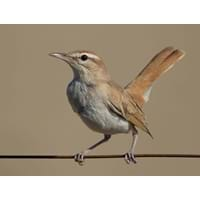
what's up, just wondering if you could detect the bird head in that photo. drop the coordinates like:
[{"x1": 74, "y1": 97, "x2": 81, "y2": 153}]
[{"x1": 49, "y1": 50, "x2": 110, "y2": 84}]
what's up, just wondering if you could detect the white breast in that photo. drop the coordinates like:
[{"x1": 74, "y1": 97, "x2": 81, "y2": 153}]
[{"x1": 67, "y1": 80, "x2": 130, "y2": 134}]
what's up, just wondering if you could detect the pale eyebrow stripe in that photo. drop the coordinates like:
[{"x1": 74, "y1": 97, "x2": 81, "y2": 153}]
[{"x1": 86, "y1": 53, "x2": 99, "y2": 60}]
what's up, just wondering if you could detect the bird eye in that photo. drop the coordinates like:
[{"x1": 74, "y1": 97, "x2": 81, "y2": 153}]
[{"x1": 80, "y1": 54, "x2": 88, "y2": 61}]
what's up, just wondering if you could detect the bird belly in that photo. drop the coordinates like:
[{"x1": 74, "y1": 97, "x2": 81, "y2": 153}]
[
  {"x1": 80, "y1": 103, "x2": 130, "y2": 134},
  {"x1": 67, "y1": 81, "x2": 130, "y2": 135}
]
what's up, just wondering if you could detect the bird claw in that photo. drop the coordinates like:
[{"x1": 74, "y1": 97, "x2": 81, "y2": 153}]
[
  {"x1": 124, "y1": 152, "x2": 137, "y2": 164},
  {"x1": 74, "y1": 152, "x2": 85, "y2": 166}
]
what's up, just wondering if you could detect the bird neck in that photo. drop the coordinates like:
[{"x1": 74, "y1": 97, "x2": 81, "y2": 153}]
[{"x1": 71, "y1": 67, "x2": 111, "y2": 86}]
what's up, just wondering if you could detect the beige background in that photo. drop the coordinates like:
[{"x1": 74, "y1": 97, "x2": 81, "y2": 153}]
[{"x1": 0, "y1": 25, "x2": 199, "y2": 175}]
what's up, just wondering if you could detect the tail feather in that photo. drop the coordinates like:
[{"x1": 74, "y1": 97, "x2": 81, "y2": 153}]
[{"x1": 125, "y1": 47, "x2": 185, "y2": 106}]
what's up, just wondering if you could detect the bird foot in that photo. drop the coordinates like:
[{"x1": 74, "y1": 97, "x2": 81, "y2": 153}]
[
  {"x1": 74, "y1": 152, "x2": 86, "y2": 166},
  {"x1": 124, "y1": 152, "x2": 137, "y2": 164}
]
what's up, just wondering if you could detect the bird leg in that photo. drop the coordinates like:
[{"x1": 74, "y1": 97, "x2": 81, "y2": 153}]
[
  {"x1": 124, "y1": 127, "x2": 138, "y2": 164},
  {"x1": 74, "y1": 134, "x2": 111, "y2": 165}
]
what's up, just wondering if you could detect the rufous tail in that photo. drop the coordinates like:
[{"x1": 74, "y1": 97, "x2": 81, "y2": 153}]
[{"x1": 125, "y1": 47, "x2": 185, "y2": 106}]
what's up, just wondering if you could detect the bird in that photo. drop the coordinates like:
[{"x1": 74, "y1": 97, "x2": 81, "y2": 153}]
[{"x1": 49, "y1": 47, "x2": 185, "y2": 165}]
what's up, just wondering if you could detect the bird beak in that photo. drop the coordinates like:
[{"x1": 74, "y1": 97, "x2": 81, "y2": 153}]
[{"x1": 49, "y1": 52, "x2": 74, "y2": 64}]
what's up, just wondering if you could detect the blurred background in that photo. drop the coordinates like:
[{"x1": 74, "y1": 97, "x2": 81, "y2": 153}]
[{"x1": 0, "y1": 25, "x2": 199, "y2": 175}]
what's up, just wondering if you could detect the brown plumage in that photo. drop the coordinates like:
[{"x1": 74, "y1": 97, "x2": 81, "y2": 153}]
[
  {"x1": 49, "y1": 47, "x2": 185, "y2": 165},
  {"x1": 125, "y1": 47, "x2": 185, "y2": 106}
]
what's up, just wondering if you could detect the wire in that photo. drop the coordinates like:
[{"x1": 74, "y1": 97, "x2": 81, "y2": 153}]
[{"x1": 0, "y1": 154, "x2": 200, "y2": 159}]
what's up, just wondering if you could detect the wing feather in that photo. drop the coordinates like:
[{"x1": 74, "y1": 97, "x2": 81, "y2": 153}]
[{"x1": 103, "y1": 81, "x2": 153, "y2": 137}]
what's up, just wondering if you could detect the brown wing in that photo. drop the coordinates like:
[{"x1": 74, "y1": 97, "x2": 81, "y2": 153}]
[
  {"x1": 125, "y1": 47, "x2": 185, "y2": 106},
  {"x1": 102, "y1": 81, "x2": 153, "y2": 138},
  {"x1": 122, "y1": 90, "x2": 153, "y2": 138}
]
